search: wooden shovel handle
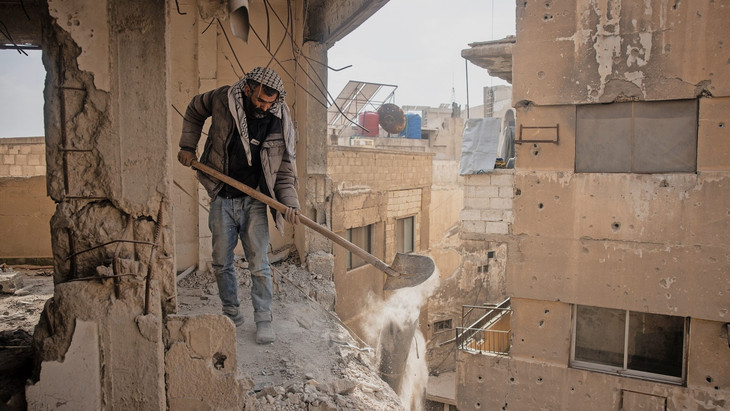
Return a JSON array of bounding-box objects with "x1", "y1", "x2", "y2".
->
[{"x1": 191, "y1": 161, "x2": 399, "y2": 277}]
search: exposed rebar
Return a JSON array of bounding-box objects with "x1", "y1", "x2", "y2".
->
[{"x1": 144, "y1": 200, "x2": 164, "y2": 315}]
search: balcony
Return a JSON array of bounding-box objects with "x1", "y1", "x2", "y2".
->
[{"x1": 455, "y1": 299, "x2": 511, "y2": 355}]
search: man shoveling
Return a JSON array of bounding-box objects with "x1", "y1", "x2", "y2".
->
[{"x1": 177, "y1": 66, "x2": 300, "y2": 344}]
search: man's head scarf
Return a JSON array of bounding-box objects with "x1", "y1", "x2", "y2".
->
[
  {"x1": 244, "y1": 66, "x2": 286, "y2": 100},
  {"x1": 227, "y1": 66, "x2": 297, "y2": 180}
]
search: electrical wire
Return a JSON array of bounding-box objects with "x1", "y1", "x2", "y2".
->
[
  {"x1": 256, "y1": 0, "x2": 365, "y2": 131},
  {"x1": 216, "y1": 18, "x2": 245, "y2": 77},
  {"x1": 0, "y1": 20, "x2": 28, "y2": 56}
]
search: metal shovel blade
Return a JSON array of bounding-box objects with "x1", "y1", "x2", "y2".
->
[{"x1": 383, "y1": 253, "x2": 435, "y2": 291}]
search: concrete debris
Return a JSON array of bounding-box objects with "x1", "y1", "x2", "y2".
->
[
  {"x1": 2, "y1": 261, "x2": 401, "y2": 409},
  {"x1": 177, "y1": 259, "x2": 404, "y2": 410},
  {"x1": 0, "y1": 272, "x2": 23, "y2": 294}
]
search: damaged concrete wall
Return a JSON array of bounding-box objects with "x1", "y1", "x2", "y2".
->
[
  {"x1": 423, "y1": 169, "x2": 513, "y2": 373},
  {"x1": 457, "y1": 297, "x2": 730, "y2": 410},
  {"x1": 28, "y1": 280, "x2": 166, "y2": 409},
  {"x1": 513, "y1": 0, "x2": 728, "y2": 105},
  {"x1": 165, "y1": 314, "x2": 250, "y2": 409},
  {"x1": 43, "y1": 0, "x2": 174, "y2": 304},
  {"x1": 305, "y1": 0, "x2": 390, "y2": 47},
  {"x1": 511, "y1": 171, "x2": 729, "y2": 319},
  {"x1": 8, "y1": 0, "x2": 405, "y2": 408},
  {"x1": 456, "y1": 0, "x2": 730, "y2": 409},
  {"x1": 425, "y1": 243, "x2": 508, "y2": 375},
  {"x1": 26, "y1": 0, "x2": 173, "y2": 408}
]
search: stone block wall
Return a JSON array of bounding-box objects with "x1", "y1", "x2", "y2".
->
[
  {"x1": 0, "y1": 175, "x2": 54, "y2": 262},
  {"x1": 327, "y1": 147, "x2": 433, "y2": 194},
  {"x1": 0, "y1": 137, "x2": 46, "y2": 177},
  {"x1": 327, "y1": 146, "x2": 433, "y2": 340},
  {"x1": 460, "y1": 170, "x2": 515, "y2": 239},
  {"x1": 0, "y1": 138, "x2": 53, "y2": 263},
  {"x1": 385, "y1": 188, "x2": 423, "y2": 255}
]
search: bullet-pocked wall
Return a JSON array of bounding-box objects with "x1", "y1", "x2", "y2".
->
[{"x1": 458, "y1": 1, "x2": 730, "y2": 409}]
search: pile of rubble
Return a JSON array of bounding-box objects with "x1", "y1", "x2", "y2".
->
[
  {"x1": 177, "y1": 258, "x2": 404, "y2": 410},
  {"x1": 0, "y1": 265, "x2": 54, "y2": 408},
  {"x1": 1, "y1": 258, "x2": 405, "y2": 410}
]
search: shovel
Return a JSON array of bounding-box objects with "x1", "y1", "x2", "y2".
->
[{"x1": 191, "y1": 160, "x2": 435, "y2": 290}]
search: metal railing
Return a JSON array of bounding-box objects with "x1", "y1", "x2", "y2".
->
[
  {"x1": 455, "y1": 299, "x2": 512, "y2": 355},
  {"x1": 456, "y1": 327, "x2": 511, "y2": 355}
]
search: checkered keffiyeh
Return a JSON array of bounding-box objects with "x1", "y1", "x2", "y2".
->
[
  {"x1": 246, "y1": 66, "x2": 286, "y2": 99},
  {"x1": 227, "y1": 66, "x2": 297, "y2": 166}
]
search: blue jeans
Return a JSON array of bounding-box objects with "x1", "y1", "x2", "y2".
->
[{"x1": 209, "y1": 195, "x2": 273, "y2": 323}]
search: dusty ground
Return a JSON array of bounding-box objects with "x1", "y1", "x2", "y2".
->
[
  {"x1": 0, "y1": 264, "x2": 54, "y2": 407},
  {"x1": 0, "y1": 259, "x2": 403, "y2": 410},
  {"x1": 178, "y1": 256, "x2": 403, "y2": 409}
]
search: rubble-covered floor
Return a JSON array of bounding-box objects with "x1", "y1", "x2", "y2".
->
[
  {"x1": 177, "y1": 256, "x2": 403, "y2": 409},
  {"x1": 1, "y1": 259, "x2": 403, "y2": 410},
  {"x1": 0, "y1": 265, "x2": 54, "y2": 407}
]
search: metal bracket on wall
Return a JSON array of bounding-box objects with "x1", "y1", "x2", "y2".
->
[{"x1": 516, "y1": 124, "x2": 560, "y2": 144}]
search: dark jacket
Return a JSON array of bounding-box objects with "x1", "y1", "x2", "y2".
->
[{"x1": 179, "y1": 86, "x2": 299, "y2": 232}]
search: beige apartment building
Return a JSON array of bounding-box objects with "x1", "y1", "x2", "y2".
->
[
  {"x1": 3, "y1": 0, "x2": 728, "y2": 409},
  {"x1": 453, "y1": 1, "x2": 730, "y2": 410},
  {"x1": 0, "y1": 137, "x2": 54, "y2": 264}
]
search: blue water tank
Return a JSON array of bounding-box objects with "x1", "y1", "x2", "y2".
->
[{"x1": 400, "y1": 113, "x2": 421, "y2": 139}]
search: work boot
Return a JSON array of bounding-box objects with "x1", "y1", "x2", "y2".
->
[
  {"x1": 256, "y1": 321, "x2": 275, "y2": 344},
  {"x1": 222, "y1": 307, "x2": 245, "y2": 327}
]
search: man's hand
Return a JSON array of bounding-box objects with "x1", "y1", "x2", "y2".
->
[
  {"x1": 177, "y1": 150, "x2": 196, "y2": 167},
  {"x1": 284, "y1": 207, "x2": 300, "y2": 225}
]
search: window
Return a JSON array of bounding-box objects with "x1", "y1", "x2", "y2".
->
[
  {"x1": 346, "y1": 224, "x2": 372, "y2": 270},
  {"x1": 575, "y1": 99, "x2": 698, "y2": 173},
  {"x1": 571, "y1": 305, "x2": 687, "y2": 383},
  {"x1": 434, "y1": 319, "x2": 452, "y2": 331},
  {"x1": 396, "y1": 216, "x2": 415, "y2": 253}
]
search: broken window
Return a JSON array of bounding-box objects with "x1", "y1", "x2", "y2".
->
[
  {"x1": 346, "y1": 224, "x2": 372, "y2": 270},
  {"x1": 571, "y1": 305, "x2": 687, "y2": 383},
  {"x1": 575, "y1": 100, "x2": 698, "y2": 173},
  {"x1": 395, "y1": 216, "x2": 415, "y2": 254},
  {"x1": 434, "y1": 319, "x2": 453, "y2": 331}
]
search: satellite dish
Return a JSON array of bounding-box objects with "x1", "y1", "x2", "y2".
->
[{"x1": 378, "y1": 103, "x2": 406, "y2": 134}]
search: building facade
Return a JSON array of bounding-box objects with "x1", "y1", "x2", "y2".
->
[{"x1": 456, "y1": 1, "x2": 730, "y2": 409}]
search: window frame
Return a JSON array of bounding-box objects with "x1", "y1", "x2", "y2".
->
[
  {"x1": 433, "y1": 319, "x2": 453, "y2": 332},
  {"x1": 575, "y1": 99, "x2": 699, "y2": 174},
  {"x1": 396, "y1": 215, "x2": 415, "y2": 254},
  {"x1": 570, "y1": 304, "x2": 689, "y2": 385},
  {"x1": 346, "y1": 224, "x2": 372, "y2": 271}
]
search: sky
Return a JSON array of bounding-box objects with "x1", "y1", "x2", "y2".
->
[
  {"x1": 0, "y1": 49, "x2": 45, "y2": 138},
  {"x1": 0, "y1": 0, "x2": 516, "y2": 138},
  {"x1": 327, "y1": 0, "x2": 516, "y2": 108}
]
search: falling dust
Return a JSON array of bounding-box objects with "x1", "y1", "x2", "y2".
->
[{"x1": 362, "y1": 262, "x2": 440, "y2": 410}]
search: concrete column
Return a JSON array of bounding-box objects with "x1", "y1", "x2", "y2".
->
[{"x1": 295, "y1": 41, "x2": 334, "y2": 272}]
